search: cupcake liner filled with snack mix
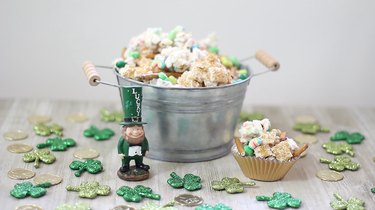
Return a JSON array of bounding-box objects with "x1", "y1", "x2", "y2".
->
[{"x1": 232, "y1": 119, "x2": 308, "y2": 181}]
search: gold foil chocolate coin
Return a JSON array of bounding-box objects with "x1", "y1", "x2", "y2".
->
[
  {"x1": 65, "y1": 113, "x2": 88, "y2": 123},
  {"x1": 8, "y1": 168, "x2": 36, "y2": 180},
  {"x1": 15, "y1": 204, "x2": 43, "y2": 210},
  {"x1": 295, "y1": 115, "x2": 317, "y2": 124},
  {"x1": 34, "y1": 173, "x2": 62, "y2": 185},
  {"x1": 73, "y1": 148, "x2": 100, "y2": 159},
  {"x1": 3, "y1": 130, "x2": 28, "y2": 140},
  {"x1": 174, "y1": 194, "x2": 204, "y2": 207},
  {"x1": 294, "y1": 134, "x2": 318, "y2": 144},
  {"x1": 316, "y1": 170, "x2": 344, "y2": 182},
  {"x1": 110, "y1": 205, "x2": 136, "y2": 210},
  {"x1": 28, "y1": 115, "x2": 52, "y2": 124},
  {"x1": 7, "y1": 143, "x2": 33, "y2": 153}
]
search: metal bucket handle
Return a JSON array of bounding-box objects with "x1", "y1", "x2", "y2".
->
[{"x1": 82, "y1": 49, "x2": 280, "y2": 86}]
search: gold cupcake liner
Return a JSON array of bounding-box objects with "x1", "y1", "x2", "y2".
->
[{"x1": 232, "y1": 145, "x2": 298, "y2": 181}]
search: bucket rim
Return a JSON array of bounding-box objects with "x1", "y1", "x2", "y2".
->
[{"x1": 113, "y1": 68, "x2": 252, "y2": 90}]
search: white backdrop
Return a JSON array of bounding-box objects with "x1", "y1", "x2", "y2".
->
[{"x1": 1, "y1": 0, "x2": 374, "y2": 107}]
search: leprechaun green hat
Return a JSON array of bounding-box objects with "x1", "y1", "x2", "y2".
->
[{"x1": 119, "y1": 86, "x2": 147, "y2": 125}]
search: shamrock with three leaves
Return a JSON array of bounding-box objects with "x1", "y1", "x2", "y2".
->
[
  {"x1": 330, "y1": 131, "x2": 365, "y2": 144},
  {"x1": 256, "y1": 192, "x2": 302, "y2": 209},
  {"x1": 211, "y1": 177, "x2": 256, "y2": 194},
  {"x1": 116, "y1": 185, "x2": 161, "y2": 203},
  {"x1": 69, "y1": 159, "x2": 103, "y2": 177},
  {"x1": 83, "y1": 125, "x2": 114, "y2": 140},
  {"x1": 330, "y1": 193, "x2": 365, "y2": 210},
  {"x1": 10, "y1": 181, "x2": 51, "y2": 199},
  {"x1": 322, "y1": 142, "x2": 354, "y2": 156},
  {"x1": 23, "y1": 149, "x2": 56, "y2": 168},
  {"x1": 33, "y1": 123, "x2": 63, "y2": 136},
  {"x1": 167, "y1": 172, "x2": 202, "y2": 191},
  {"x1": 100, "y1": 108, "x2": 123, "y2": 122},
  {"x1": 37, "y1": 136, "x2": 76, "y2": 151},
  {"x1": 66, "y1": 181, "x2": 111, "y2": 199},
  {"x1": 320, "y1": 156, "x2": 360, "y2": 172}
]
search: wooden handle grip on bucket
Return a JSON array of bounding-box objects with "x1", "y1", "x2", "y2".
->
[
  {"x1": 82, "y1": 61, "x2": 101, "y2": 86},
  {"x1": 255, "y1": 50, "x2": 280, "y2": 71}
]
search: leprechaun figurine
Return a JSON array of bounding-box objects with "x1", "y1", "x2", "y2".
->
[{"x1": 117, "y1": 86, "x2": 150, "y2": 181}]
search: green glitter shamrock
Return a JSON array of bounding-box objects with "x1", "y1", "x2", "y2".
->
[
  {"x1": 66, "y1": 181, "x2": 111, "y2": 199},
  {"x1": 211, "y1": 177, "x2": 256, "y2": 194},
  {"x1": 256, "y1": 192, "x2": 302, "y2": 209},
  {"x1": 23, "y1": 149, "x2": 56, "y2": 168},
  {"x1": 55, "y1": 202, "x2": 91, "y2": 210},
  {"x1": 69, "y1": 159, "x2": 103, "y2": 177},
  {"x1": 116, "y1": 185, "x2": 161, "y2": 203},
  {"x1": 167, "y1": 172, "x2": 202, "y2": 191},
  {"x1": 322, "y1": 142, "x2": 354, "y2": 156},
  {"x1": 320, "y1": 156, "x2": 360, "y2": 172},
  {"x1": 10, "y1": 181, "x2": 51, "y2": 199},
  {"x1": 330, "y1": 131, "x2": 365, "y2": 144},
  {"x1": 100, "y1": 108, "x2": 123, "y2": 122},
  {"x1": 330, "y1": 193, "x2": 365, "y2": 210},
  {"x1": 36, "y1": 136, "x2": 76, "y2": 151},
  {"x1": 239, "y1": 112, "x2": 265, "y2": 122},
  {"x1": 195, "y1": 203, "x2": 232, "y2": 210},
  {"x1": 33, "y1": 123, "x2": 63, "y2": 136},
  {"x1": 83, "y1": 125, "x2": 114, "y2": 140},
  {"x1": 293, "y1": 122, "x2": 329, "y2": 134},
  {"x1": 141, "y1": 201, "x2": 177, "y2": 210}
]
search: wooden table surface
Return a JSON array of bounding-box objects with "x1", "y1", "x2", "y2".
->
[{"x1": 1, "y1": 99, "x2": 374, "y2": 210}]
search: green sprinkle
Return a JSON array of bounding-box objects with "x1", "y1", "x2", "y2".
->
[
  {"x1": 168, "y1": 76, "x2": 177, "y2": 84},
  {"x1": 220, "y1": 56, "x2": 233, "y2": 68},
  {"x1": 129, "y1": 51, "x2": 140, "y2": 59},
  {"x1": 116, "y1": 60, "x2": 126, "y2": 68},
  {"x1": 244, "y1": 145, "x2": 254, "y2": 156},
  {"x1": 229, "y1": 56, "x2": 240, "y2": 68},
  {"x1": 208, "y1": 47, "x2": 219, "y2": 54},
  {"x1": 158, "y1": 72, "x2": 169, "y2": 81}
]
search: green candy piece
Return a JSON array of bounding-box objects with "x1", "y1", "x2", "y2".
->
[
  {"x1": 33, "y1": 123, "x2": 63, "y2": 136},
  {"x1": 168, "y1": 29, "x2": 177, "y2": 41},
  {"x1": 239, "y1": 112, "x2": 265, "y2": 122},
  {"x1": 320, "y1": 156, "x2": 360, "y2": 172},
  {"x1": 229, "y1": 56, "x2": 240, "y2": 68},
  {"x1": 100, "y1": 109, "x2": 123, "y2": 122},
  {"x1": 208, "y1": 47, "x2": 219, "y2": 54},
  {"x1": 322, "y1": 142, "x2": 354, "y2": 156},
  {"x1": 117, "y1": 185, "x2": 161, "y2": 203},
  {"x1": 211, "y1": 177, "x2": 255, "y2": 194},
  {"x1": 331, "y1": 131, "x2": 365, "y2": 144},
  {"x1": 128, "y1": 51, "x2": 140, "y2": 59},
  {"x1": 257, "y1": 192, "x2": 301, "y2": 209},
  {"x1": 330, "y1": 193, "x2": 365, "y2": 210},
  {"x1": 195, "y1": 203, "x2": 232, "y2": 210},
  {"x1": 239, "y1": 74, "x2": 247, "y2": 80},
  {"x1": 23, "y1": 149, "x2": 56, "y2": 168},
  {"x1": 10, "y1": 181, "x2": 51, "y2": 199},
  {"x1": 168, "y1": 76, "x2": 177, "y2": 85},
  {"x1": 83, "y1": 125, "x2": 114, "y2": 141},
  {"x1": 244, "y1": 145, "x2": 254, "y2": 156},
  {"x1": 37, "y1": 136, "x2": 76, "y2": 151},
  {"x1": 66, "y1": 181, "x2": 111, "y2": 199},
  {"x1": 158, "y1": 72, "x2": 169, "y2": 81},
  {"x1": 371, "y1": 188, "x2": 375, "y2": 193},
  {"x1": 116, "y1": 60, "x2": 126, "y2": 68},
  {"x1": 220, "y1": 56, "x2": 233, "y2": 68},
  {"x1": 167, "y1": 172, "x2": 202, "y2": 191},
  {"x1": 69, "y1": 159, "x2": 103, "y2": 177}
]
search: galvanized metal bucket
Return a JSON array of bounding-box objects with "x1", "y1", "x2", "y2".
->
[{"x1": 82, "y1": 50, "x2": 279, "y2": 162}]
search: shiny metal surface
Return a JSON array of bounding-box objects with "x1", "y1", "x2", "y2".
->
[{"x1": 115, "y1": 70, "x2": 251, "y2": 162}]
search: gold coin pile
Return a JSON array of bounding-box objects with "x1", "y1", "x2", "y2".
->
[
  {"x1": 73, "y1": 148, "x2": 100, "y2": 159},
  {"x1": 3, "y1": 130, "x2": 28, "y2": 141},
  {"x1": 34, "y1": 173, "x2": 63, "y2": 186},
  {"x1": 8, "y1": 168, "x2": 36, "y2": 180},
  {"x1": 7, "y1": 143, "x2": 33, "y2": 153}
]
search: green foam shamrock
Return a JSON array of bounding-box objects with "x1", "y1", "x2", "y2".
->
[
  {"x1": 69, "y1": 159, "x2": 103, "y2": 177},
  {"x1": 322, "y1": 142, "x2": 354, "y2": 156},
  {"x1": 23, "y1": 149, "x2": 56, "y2": 168},
  {"x1": 211, "y1": 177, "x2": 256, "y2": 194},
  {"x1": 10, "y1": 181, "x2": 51, "y2": 199},
  {"x1": 330, "y1": 131, "x2": 365, "y2": 144},
  {"x1": 141, "y1": 201, "x2": 177, "y2": 210},
  {"x1": 195, "y1": 203, "x2": 232, "y2": 210},
  {"x1": 83, "y1": 125, "x2": 114, "y2": 140},
  {"x1": 239, "y1": 112, "x2": 265, "y2": 122},
  {"x1": 55, "y1": 202, "x2": 91, "y2": 210},
  {"x1": 116, "y1": 185, "x2": 161, "y2": 203},
  {"x1": 320, "y1": 156, "x2": 360, "y2": 172},
  {"x1": 66, "y1": 181, "x2": 111, "y2": 199},
  {"x1": 256, "y1": 192, "x2": 302, "y2": 209},
  {"x1": 100, "y1": 108, "x2": 123, "y2": 122},
  {"x1": 167, "y1": 172, "x2": 202, "y2": 191},
  {"x1": 293, "y1": 122, "x2": 329, "y2": 134},
  {"x1": 36, "y1": 136, "x2": 76, "y2": 151},
  {"x1": 33, "y1": 123, "x2": 63, "y2": 136},
  {"x1": 330, "y1": 193, "x2": 365, "y2": 210}
]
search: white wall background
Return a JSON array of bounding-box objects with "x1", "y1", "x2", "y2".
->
[{"x1": 1, "y1": 0, "x2": 374, "y2": 107}]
